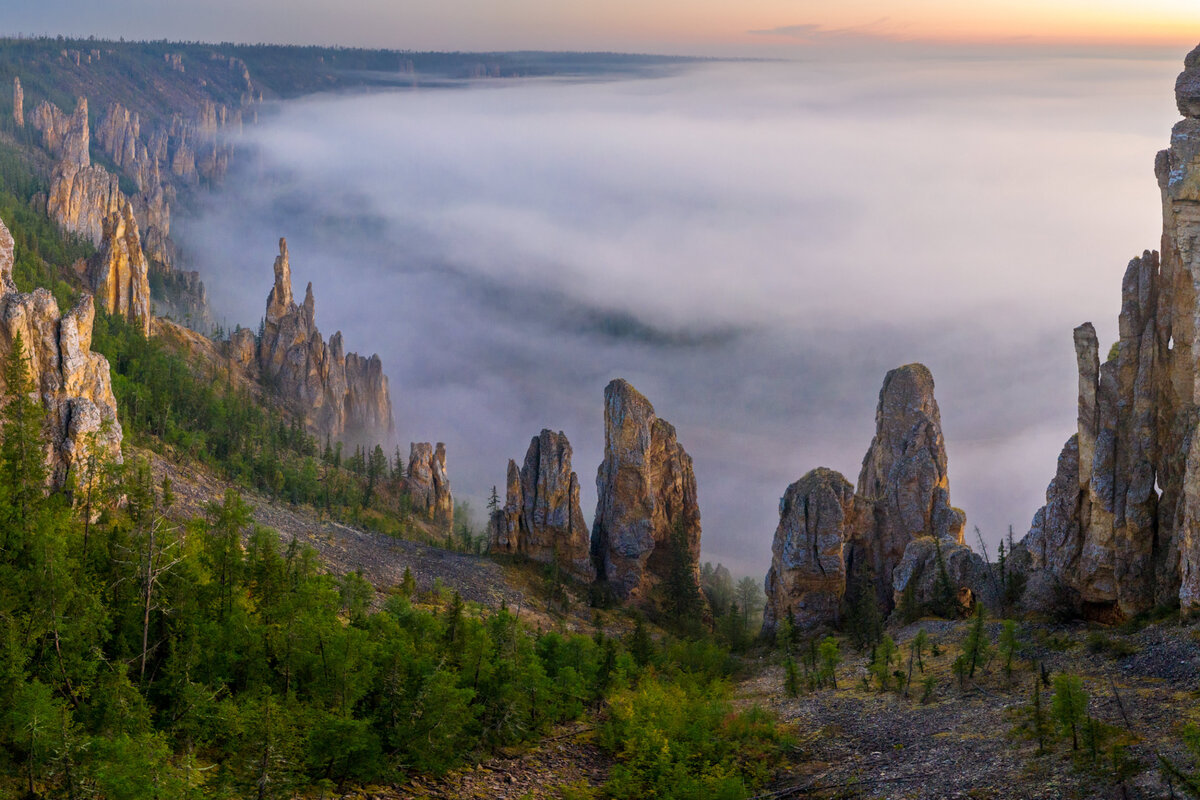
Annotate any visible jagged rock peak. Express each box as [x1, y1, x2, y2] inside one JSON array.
[[255, 238, 395, 443], [762, 468, 863, 635], [12, 77, 22, 128], [266, 238, 293, 322], [405, 442, 453, 527], [853, 362, 964, 611], [0, 215, 122, 488], [592, 379, 706, 608], [46, 160, 123, 247], [89, 201, 152, 336], [487, 429, 596, 582]]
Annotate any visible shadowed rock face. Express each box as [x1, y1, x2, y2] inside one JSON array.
[[255, 238, 395, 445], [762, 468, 867, 634], [0, 216, 122, 488], [1017, 46, 1200, 618], [487, 430, 595, 582], [405, 442, 453, 527], [31, 97, 90, 167], [592, 379, 704, 606]]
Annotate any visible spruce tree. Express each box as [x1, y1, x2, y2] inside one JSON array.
[[0, 331, 46, 539]]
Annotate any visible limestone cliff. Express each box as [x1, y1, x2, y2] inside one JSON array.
[[487, 429, 596, 582], [0, 216, 122, 488], [255, 239, 395, 444], [12, 77, 22, 128], [592, 379, 705, 606], [88, 202, 151, 336], [405, 442, 453, 527], [46, 160, 124, 247], [1017, 45, 1200, 618]]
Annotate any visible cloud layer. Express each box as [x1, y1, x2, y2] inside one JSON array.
[[178, 54, 1179, 578]]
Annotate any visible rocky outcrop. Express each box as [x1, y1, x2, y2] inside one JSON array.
[[763, 468, 866, 634], [1017, 46, 1200, 618], [255, 239, 395, 444], [12, 77, 22, 128], [762, 364, 974, 635], [46, 160, 123, 247], [89, 203, 151, 336], [487, 430, 596, 582], [405, 442, 453, 527], [891, 535, 995, 615], [31, 97, 89, 167], [852, 364, 965, 611], [0, 216, 122, 488], [592, 379, 704, 606]]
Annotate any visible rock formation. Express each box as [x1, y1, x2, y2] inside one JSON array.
[[12, 77, 22, 128], [592, 379, 704, 605], [762, 468, 866, 633], [46, 160, 124, 247], [89, 203, 152, 336], [851, 363, 966, 611], [255, 239, 395, 444], [487, 429, 596, 582], [31, 97, 90, 167], [762, 364, 977, 635], [0, 216, 122, 488], [1017, 46, 1200, 618], [405, 442, 453, 527]]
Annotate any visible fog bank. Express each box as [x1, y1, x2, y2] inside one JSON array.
[[178, 55, 1180, 578]]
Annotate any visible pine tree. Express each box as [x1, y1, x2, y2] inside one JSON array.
[[932, 537, 957, 618], [487, 485, 500, 514], [1052, 673, 1087, 751], [0, 331, 46, 538], [962, 603, 990, 679]]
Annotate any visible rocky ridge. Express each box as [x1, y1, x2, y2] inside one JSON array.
[[487, 429, 596, 582], [11, 77, 22, 128], [0, 215, 122, 488], [1016, 47, 1200, 618]]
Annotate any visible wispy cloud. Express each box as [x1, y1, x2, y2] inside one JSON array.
[[747, 17, 906, 42]]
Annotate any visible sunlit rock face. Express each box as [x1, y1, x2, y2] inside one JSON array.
[[31, 97, 90, 167], [0, 216, 122, 489], [405, 442, 453, 527], [487, 429, 596, 582], [1018, 45, 1200, 618], [255, 238, 395, 445], [592, 379, 705, 607], [89, 202, 152, 337]]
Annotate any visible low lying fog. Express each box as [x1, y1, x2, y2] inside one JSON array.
[[178, 54, 1180, 578]]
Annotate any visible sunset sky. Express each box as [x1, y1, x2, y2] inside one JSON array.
[[3, 0, 1200, 53]]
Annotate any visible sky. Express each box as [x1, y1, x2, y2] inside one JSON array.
[[2, 0, 1200, 54], [175, 52, 1182, 579]]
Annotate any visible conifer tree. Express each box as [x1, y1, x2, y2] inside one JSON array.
[[0, 331, 45, 539]]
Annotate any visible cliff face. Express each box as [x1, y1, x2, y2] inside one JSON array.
[[405, 442, 453, 527], [255, 239, 395, 445], [592, 379, 704, 606], [1018, 46, 1200, 618], [487, 429, 596, 582], [89, 203, 152, 336], [762, 364, 978, 635], [0, 216, 122, 488]]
